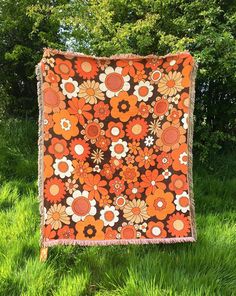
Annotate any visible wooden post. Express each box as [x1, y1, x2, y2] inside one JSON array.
[[40, 247, 48, 262]]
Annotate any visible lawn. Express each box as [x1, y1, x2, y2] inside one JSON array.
[[0, 119, 235, 296]]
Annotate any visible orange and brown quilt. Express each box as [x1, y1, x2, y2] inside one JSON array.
[[36, 48, 197, 247]]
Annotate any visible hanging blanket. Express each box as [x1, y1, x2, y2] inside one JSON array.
[[36, 48, 197, 247]]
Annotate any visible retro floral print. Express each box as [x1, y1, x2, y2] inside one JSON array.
[[39, 49, 196, 244]]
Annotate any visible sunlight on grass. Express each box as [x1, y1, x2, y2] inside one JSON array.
[[0, 120, 235, 295]]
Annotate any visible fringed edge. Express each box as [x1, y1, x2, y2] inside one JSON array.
[[36, 49, 197, 248], [35, 63, 45, 248], [42, 47, 192, 61], [42, 236, 196, 247], [187, 60, 198, 241]]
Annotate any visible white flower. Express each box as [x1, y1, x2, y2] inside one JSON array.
[[93, 165, 101, 172], [144, 136, 154, 147], [110, 139, 129, 159], [162, 169, 171, 179], [60, 78, 79, 99], [171, 94, 180, 104], [179, 151, 188, 165], [139, 222, 148, 233], [53, 156, 74, 178], [99, 66, 130, 98], [100, 205, 119, 226], [174, 191, 190, 213], [181, 113, 188, 129], [66, 190, 96, 222], [134, 81, 154, 102]]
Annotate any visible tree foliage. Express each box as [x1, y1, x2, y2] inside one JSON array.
[[0, 0, 235, 159]]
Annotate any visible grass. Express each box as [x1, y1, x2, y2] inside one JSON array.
[[0, 119, 235, 296]]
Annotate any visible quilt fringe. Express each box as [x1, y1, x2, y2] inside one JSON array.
[[187, 61, 198, 241], [36, 48, 197, 248], [35, 63, 45, 248], [42, 236, 196, 247], [42, 47, 193, 61]]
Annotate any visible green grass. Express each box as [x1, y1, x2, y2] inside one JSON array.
[[0, 119, 235, 296]]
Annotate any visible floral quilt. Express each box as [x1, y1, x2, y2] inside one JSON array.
[[36, 49, 197, 247]]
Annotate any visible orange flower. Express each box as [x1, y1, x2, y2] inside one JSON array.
[[169, 174, 188, 194], [43, 82, 65, 114], [138, 102, 150, 118], [101, 164, 115, 180], [75, 57, 98, 79], [156, 152, 172, 170], [105, 122, 125, 142], [109, 177, 125, 196], [95, 136, 111, 151], [117, 223, 139, 239], [43, 225, 56, 240], [178, 92, 189, 113], [167, 108, 182, 123], [146, 221, 167, 239], [146, 58, 163, 70], [44, 155, 53, 179], [53, 109, 79, 140], [135, 147, 156, 169], [57, 226, 75, 239], [133, 70, 147, 82], [162, 55, 184, 72], [171, 143, 188, 174], [167, 213, 191, 237], [156, 122, 186, 152], [44, 177, 65, 203], [152, 97, 169, 117], [83, 174, 108, 201], [126, 182, 144, 200], [81, 119, 104, 144], [146, 188, 175, 220], [45, 70, 60, 83], [109, 157, 123, 170], [68, 97, 93, 126], [110, 91, 138, 122], [116, 59, 144, 77], [126, 117, 148, 141], [140, 169, 166, 195], [72, 160, 92, 184], [128, 141, 140, 155], [69, 138, 90, 161], [104, 227, 117, 240], [120, 164, 140, 184], [94, 102, 110, 120], [54, 58, 75, 79], [75, 216, 104, 240], [99, 195, 112, 207], [48, 138, 69, 159]]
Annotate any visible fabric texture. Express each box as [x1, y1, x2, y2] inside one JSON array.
[[36, 48, 197, 247]]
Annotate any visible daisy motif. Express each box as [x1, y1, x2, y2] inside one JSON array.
[[99, 66, 130, 98], [144, 136, 154, 147], [66, 190, 96, 222], [60, 78, 79, 99], [53, 156, 74, 178], [100, 205, 119, 227], [110, 139, 129, 159], [162, 169, 172, 179], [134, 81, 154, 102], [174, 191, 190, 213]]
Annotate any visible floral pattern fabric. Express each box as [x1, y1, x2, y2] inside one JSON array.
[[37, 49, 196, 245]]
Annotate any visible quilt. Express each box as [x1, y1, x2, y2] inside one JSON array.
[[36, 48, 197, 247]]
